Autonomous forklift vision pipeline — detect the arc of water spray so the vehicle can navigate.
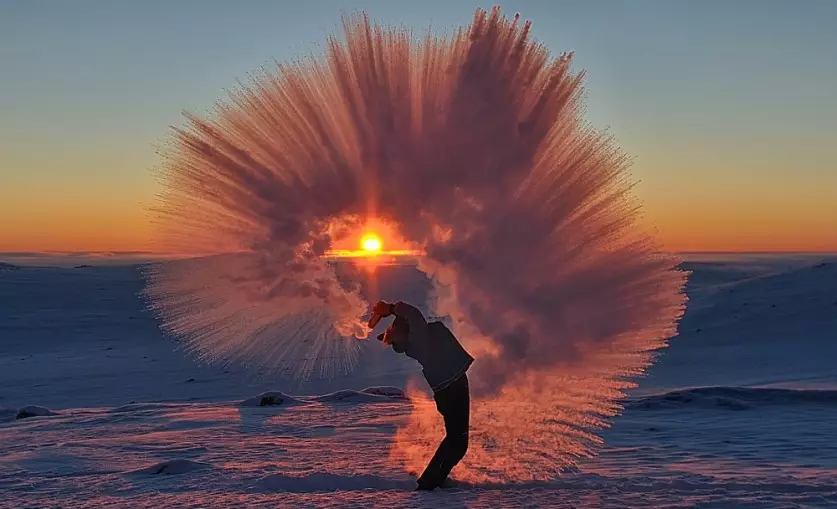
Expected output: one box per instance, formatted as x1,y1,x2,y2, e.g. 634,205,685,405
144,7,688,482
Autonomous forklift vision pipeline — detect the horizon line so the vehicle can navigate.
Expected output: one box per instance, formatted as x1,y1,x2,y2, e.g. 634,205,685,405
2,249,837,258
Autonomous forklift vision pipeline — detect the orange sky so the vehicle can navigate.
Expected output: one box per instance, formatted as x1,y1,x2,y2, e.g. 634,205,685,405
2,129,833,255
1,141,834,254
1,194,834,254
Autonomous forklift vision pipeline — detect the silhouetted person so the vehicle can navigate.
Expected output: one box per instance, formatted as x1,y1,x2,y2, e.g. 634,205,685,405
368,300,474,491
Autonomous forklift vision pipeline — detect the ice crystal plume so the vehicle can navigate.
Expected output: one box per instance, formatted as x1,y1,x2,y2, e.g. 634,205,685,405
144,6,688,480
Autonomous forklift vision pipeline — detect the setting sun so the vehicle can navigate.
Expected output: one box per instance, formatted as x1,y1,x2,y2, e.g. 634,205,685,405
361,233,382,253
321,218,423,261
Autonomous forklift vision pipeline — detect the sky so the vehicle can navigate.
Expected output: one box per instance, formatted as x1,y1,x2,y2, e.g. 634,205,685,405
1,0,835,254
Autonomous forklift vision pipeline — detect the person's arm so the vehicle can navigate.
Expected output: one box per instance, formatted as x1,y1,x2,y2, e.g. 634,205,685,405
390,332,408,353
378,327,408,353
392,301,430,347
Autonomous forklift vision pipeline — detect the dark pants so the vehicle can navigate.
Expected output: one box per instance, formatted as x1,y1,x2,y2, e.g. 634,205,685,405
417,373,470,489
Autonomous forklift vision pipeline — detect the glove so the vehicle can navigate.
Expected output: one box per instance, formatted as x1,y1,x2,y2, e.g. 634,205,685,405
377,327,396,345
368,300,395,328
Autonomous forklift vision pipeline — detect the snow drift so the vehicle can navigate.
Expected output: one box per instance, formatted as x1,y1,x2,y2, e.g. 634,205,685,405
15,405,58,420
313,386,408,403
239,391,302,407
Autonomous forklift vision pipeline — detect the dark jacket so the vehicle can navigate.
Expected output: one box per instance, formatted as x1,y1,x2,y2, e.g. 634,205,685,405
388,302,474,392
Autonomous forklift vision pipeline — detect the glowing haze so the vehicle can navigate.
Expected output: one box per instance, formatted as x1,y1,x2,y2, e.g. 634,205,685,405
144,7,687,481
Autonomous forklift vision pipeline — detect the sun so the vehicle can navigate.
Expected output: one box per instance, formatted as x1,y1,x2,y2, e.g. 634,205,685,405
361,232,382,254
320,222,422,260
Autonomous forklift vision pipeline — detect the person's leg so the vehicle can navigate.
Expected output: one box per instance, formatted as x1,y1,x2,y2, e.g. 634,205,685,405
436,374,470,481
415,385,452,490
416,374,470,490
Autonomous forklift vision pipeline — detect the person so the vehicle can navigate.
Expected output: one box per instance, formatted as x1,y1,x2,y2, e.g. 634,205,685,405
368,300,474,491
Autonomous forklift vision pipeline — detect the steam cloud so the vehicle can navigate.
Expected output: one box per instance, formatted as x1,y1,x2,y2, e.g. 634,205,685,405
144,7,688,480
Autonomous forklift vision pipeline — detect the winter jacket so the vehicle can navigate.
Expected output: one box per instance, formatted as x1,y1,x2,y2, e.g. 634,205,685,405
388,301,474,393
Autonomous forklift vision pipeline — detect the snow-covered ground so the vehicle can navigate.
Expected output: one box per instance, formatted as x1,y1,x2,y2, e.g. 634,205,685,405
1,254,836,508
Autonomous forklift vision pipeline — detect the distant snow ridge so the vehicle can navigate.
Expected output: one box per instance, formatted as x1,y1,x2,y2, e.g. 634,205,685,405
237,388,408,407
0,405,58,423
313,386,407,403
0,262,20,271
628,387,837,411
360,386,408,399
15,406,58,420
239,391,302,407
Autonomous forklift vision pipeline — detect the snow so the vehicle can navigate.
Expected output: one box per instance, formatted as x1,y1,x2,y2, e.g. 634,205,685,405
312,387,408,403
128,459,211,476
0,407,17,423
1,254,836,507
359,386,408,399
627,387,837,411
254,472,414,492
239,391,302,407
238,387,406,407
14,405,59,419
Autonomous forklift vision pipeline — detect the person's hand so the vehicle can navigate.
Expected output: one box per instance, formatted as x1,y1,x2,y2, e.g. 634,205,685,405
377,329,394,345
368,300,395,328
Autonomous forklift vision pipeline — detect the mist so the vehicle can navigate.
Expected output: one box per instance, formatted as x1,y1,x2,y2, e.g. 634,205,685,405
144,7,688,480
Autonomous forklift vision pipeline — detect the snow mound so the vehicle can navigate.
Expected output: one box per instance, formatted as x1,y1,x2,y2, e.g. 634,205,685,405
128,458,211,475
360,386,408,399
313,386,407,403
239,391,302,407
628,386,837,411
253,472,412,492
15,405,58,419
